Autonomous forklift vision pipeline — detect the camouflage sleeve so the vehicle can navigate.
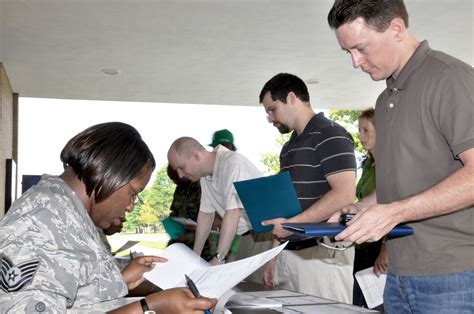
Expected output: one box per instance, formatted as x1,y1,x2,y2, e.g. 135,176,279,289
0,289,67,312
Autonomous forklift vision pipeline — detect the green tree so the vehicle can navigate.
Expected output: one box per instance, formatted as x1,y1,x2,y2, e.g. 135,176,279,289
138,201,159,232
328,109,363,153
260,133,291,174
123,164,176,233
124,206,141,233
143,164,176,222
260,153,280,175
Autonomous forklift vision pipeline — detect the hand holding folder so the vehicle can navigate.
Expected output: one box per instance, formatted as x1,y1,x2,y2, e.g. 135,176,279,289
233,172,302,233
282,222,413,238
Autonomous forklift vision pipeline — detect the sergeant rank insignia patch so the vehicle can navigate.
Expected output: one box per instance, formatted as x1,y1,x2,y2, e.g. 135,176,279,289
1,255,40,292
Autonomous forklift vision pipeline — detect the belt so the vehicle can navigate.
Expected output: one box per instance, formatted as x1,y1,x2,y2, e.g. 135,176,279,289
284,238,319,251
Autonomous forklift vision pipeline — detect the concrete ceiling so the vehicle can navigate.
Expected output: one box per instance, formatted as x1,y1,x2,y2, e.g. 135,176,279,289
0,0,472,110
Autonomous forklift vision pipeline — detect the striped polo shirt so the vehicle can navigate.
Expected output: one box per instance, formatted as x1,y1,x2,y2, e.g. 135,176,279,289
280,112,356,210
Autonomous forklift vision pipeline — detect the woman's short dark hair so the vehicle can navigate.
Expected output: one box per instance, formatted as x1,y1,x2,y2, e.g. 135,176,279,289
60,122,155,203
327,0,409,32
259,73,310,104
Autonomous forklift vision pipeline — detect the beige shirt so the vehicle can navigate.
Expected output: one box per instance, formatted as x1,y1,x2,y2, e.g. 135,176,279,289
199,145,262,235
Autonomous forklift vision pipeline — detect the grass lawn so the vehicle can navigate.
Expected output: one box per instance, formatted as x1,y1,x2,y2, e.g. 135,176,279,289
108,232,170,256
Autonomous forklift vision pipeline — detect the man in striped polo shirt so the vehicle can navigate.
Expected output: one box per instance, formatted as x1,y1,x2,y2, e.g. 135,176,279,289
260,73,357,303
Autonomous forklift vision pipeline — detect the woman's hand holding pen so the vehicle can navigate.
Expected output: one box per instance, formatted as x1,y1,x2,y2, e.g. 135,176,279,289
145,288,217,314
121,255,167,290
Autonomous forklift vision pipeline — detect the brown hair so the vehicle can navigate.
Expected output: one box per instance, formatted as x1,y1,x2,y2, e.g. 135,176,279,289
358,108,375,161
359,107,375,122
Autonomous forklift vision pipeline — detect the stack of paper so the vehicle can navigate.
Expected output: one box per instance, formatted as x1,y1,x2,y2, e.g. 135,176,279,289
225,293,283,309
144,242,288,299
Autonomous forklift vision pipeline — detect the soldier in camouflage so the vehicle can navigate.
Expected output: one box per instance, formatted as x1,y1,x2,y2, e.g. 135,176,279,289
167,165,220,261
0,122,216,313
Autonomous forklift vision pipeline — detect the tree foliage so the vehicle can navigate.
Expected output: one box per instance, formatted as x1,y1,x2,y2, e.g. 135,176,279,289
328,109,363,154
144,165,176,221
260,133,291,175
124,164,176,233
260,153,280,175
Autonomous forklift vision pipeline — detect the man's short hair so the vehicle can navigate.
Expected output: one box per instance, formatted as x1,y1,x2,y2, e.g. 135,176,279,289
169,137,205,160
259,73,310,104
327,0,409,32
60,122,155,203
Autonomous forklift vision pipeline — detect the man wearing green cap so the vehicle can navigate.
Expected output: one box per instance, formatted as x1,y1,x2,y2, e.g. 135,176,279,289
209,129,237,151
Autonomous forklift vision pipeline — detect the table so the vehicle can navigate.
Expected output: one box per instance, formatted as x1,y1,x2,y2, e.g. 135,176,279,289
224,281,380,313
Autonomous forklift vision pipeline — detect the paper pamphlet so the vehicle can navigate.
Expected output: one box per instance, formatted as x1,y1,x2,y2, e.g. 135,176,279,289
233,172,302,232
215,289,283,313
354,267,386,309
225,293,283,309
144,242,288,299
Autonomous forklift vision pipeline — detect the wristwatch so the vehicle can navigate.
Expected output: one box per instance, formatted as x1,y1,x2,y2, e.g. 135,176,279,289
215,252,227,262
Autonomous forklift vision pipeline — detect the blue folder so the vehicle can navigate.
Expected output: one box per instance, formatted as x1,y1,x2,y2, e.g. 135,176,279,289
234,172,302,233
282,222,413,238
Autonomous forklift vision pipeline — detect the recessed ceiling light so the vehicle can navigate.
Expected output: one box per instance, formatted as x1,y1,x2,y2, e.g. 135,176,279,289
101,68,120,75
305,79,320,85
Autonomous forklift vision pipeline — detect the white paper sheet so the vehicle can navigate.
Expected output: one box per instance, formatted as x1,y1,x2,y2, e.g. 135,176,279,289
144,241,288,298
226,293,283,309
143,243,209,288
354,267,386,309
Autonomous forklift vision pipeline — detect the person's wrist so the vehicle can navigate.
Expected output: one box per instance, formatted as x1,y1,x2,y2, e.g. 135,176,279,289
353,202,363,212
140,297,151,313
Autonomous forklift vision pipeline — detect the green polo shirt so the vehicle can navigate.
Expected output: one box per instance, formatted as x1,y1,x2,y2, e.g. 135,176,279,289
356,157,375,201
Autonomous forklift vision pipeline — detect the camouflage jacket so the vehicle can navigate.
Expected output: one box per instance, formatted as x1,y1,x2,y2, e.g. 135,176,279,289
169,181,201,221
0,175,128,313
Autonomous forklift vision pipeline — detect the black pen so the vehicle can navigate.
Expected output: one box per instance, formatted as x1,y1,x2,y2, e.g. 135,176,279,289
185,274,211,314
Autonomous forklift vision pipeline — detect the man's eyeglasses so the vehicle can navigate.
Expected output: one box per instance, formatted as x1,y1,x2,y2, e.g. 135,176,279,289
265,103,279,119
129,183,144,206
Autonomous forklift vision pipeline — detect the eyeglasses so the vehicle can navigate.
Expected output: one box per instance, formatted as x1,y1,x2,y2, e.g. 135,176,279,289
265,102,279,119
128,183,144,206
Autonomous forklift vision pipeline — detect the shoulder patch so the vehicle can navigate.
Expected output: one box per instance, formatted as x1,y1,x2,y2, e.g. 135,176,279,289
1,254,40,292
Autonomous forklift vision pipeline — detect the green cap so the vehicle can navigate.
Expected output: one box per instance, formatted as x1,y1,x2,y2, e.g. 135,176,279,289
210,129,234,147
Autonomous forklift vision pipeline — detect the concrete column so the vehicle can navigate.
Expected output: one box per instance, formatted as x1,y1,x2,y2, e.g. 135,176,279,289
0,63,15,218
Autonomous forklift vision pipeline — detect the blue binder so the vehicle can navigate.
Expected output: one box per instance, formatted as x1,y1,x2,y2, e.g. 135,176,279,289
234,172,302,233
282,222,413,237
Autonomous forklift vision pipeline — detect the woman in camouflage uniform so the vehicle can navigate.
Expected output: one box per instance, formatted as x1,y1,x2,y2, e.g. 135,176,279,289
0,122,215,313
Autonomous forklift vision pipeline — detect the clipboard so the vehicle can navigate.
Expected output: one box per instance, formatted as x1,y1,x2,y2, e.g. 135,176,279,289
282,222,413,237
234,172,302,232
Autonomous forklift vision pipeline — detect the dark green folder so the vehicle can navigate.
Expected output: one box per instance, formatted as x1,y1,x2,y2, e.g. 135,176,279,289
234,172,302,232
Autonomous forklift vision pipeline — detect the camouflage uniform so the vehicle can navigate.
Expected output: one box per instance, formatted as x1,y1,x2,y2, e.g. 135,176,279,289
168,181,214,261
97,227,112,253
169,181,201,222
0,175,129,313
